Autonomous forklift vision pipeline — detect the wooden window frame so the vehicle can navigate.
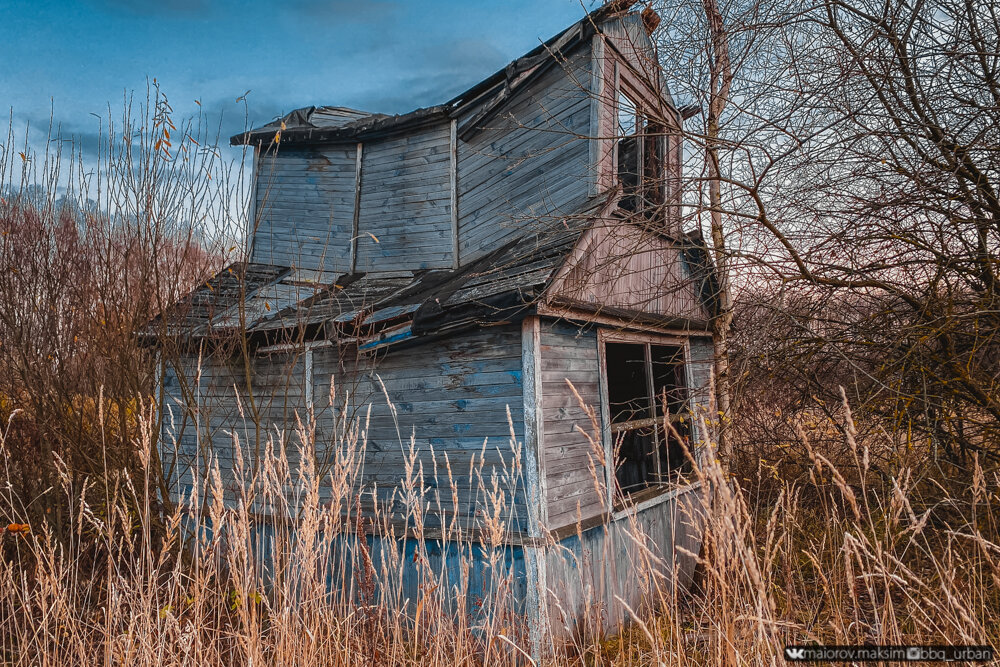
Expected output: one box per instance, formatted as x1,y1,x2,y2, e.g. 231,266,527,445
598,49,678,222
596,329,692,513
610,69,669,213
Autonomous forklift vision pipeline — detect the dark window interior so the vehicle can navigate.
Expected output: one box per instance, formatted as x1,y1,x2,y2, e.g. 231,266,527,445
606,342,650,424
650,345,686,416
616,88,665,215
605,341,690,498
617,90,641,213
650,344,689,477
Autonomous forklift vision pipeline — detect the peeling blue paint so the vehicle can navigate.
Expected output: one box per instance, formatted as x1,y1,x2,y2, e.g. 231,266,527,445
359,328,414,351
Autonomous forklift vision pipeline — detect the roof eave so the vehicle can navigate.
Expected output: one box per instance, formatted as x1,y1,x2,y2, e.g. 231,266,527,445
230,105,450,147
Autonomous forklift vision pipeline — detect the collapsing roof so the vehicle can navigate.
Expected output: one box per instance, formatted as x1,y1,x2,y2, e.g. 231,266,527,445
145,207,593,349
146,208,716,353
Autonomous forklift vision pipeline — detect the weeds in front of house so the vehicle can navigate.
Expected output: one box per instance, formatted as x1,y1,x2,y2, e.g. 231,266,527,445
0,386,997,666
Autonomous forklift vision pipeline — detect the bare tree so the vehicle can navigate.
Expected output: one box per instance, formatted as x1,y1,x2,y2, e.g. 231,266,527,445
670,0,1000,458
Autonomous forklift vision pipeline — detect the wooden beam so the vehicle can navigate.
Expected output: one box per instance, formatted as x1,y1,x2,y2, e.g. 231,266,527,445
538,298,712,334
521,313,551,656
521,315,549,534
589,33,605,197
246,145,259,261
596,328,615,513
450,119,459,269
304,348,314,428
350,142,363,273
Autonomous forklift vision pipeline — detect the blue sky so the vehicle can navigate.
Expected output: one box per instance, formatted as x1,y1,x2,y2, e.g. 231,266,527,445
1,0,598,159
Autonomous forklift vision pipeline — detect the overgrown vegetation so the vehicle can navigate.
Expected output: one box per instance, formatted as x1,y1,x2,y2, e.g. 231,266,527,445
0,89,230,546
0,392,996,664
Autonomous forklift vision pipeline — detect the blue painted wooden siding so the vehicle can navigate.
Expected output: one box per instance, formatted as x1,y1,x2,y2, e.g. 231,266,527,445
537,319,606,530
456,47,594,264
160,351,309,506
355,122,454,270
310,325,529,532
252,145,357,274
251,122,454,275
543,484,706,637
159,359,196,497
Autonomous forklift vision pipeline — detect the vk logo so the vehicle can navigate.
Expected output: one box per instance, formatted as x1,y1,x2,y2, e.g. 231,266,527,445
785,647,807,660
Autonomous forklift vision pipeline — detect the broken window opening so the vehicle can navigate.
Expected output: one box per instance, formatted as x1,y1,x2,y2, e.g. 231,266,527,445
615,86,666,216
605,341,690,499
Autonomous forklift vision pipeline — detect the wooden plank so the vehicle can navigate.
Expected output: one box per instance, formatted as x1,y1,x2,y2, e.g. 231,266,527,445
450,119,459,269
589,32,604,197
596,327,614,512
456,55,593,263
350,141,363,272
356,122,452,271
251,143,358,274
520,315,548,535
535,319,607,527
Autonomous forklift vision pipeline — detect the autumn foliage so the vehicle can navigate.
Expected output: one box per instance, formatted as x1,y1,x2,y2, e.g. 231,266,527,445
0,195,216,548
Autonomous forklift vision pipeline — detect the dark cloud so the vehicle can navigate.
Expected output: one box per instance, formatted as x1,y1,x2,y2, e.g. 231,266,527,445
54,129,106,160
183,93,295,148
358,38,508,112
12,91,289,164
7,108,106,162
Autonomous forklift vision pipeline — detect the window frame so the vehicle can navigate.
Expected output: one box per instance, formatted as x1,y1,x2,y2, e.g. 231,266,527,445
604,58,676,222
597,329,694,513
611,76,669,215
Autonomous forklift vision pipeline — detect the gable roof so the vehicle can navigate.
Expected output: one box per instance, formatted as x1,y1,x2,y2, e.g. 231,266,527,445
230,1,663,147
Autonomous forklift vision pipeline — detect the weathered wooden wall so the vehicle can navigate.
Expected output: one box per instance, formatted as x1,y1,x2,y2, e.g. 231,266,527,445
159,351,309,504
247,10,686,277
312,325,528,531
547,224,709,322
252,145,358,274
161,326,529,531
456,47,594,264
252,121,455,275
541,483,707,638
160,358,197,497
537,319,606,530
355,122,454,271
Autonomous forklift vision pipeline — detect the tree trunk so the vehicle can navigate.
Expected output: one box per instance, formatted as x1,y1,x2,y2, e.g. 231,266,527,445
702,0,734,459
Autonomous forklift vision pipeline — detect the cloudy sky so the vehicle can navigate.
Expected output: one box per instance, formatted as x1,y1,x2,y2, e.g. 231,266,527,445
2,0,598,161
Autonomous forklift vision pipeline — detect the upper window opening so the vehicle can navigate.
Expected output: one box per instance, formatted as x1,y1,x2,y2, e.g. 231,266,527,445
604,341,690,499
606,341,650,424
617,90,638,138
615,86,666,215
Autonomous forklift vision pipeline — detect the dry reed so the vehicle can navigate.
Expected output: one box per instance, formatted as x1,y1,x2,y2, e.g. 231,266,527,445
0,387,997,666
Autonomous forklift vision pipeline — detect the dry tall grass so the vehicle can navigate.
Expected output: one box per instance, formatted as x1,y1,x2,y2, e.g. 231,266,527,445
0,388,996,666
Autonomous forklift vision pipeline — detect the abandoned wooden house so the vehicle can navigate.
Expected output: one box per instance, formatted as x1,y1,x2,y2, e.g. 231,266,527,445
150,1,718,639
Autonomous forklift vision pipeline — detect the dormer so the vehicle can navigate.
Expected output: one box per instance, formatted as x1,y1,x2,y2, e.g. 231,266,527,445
590,8,684,230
